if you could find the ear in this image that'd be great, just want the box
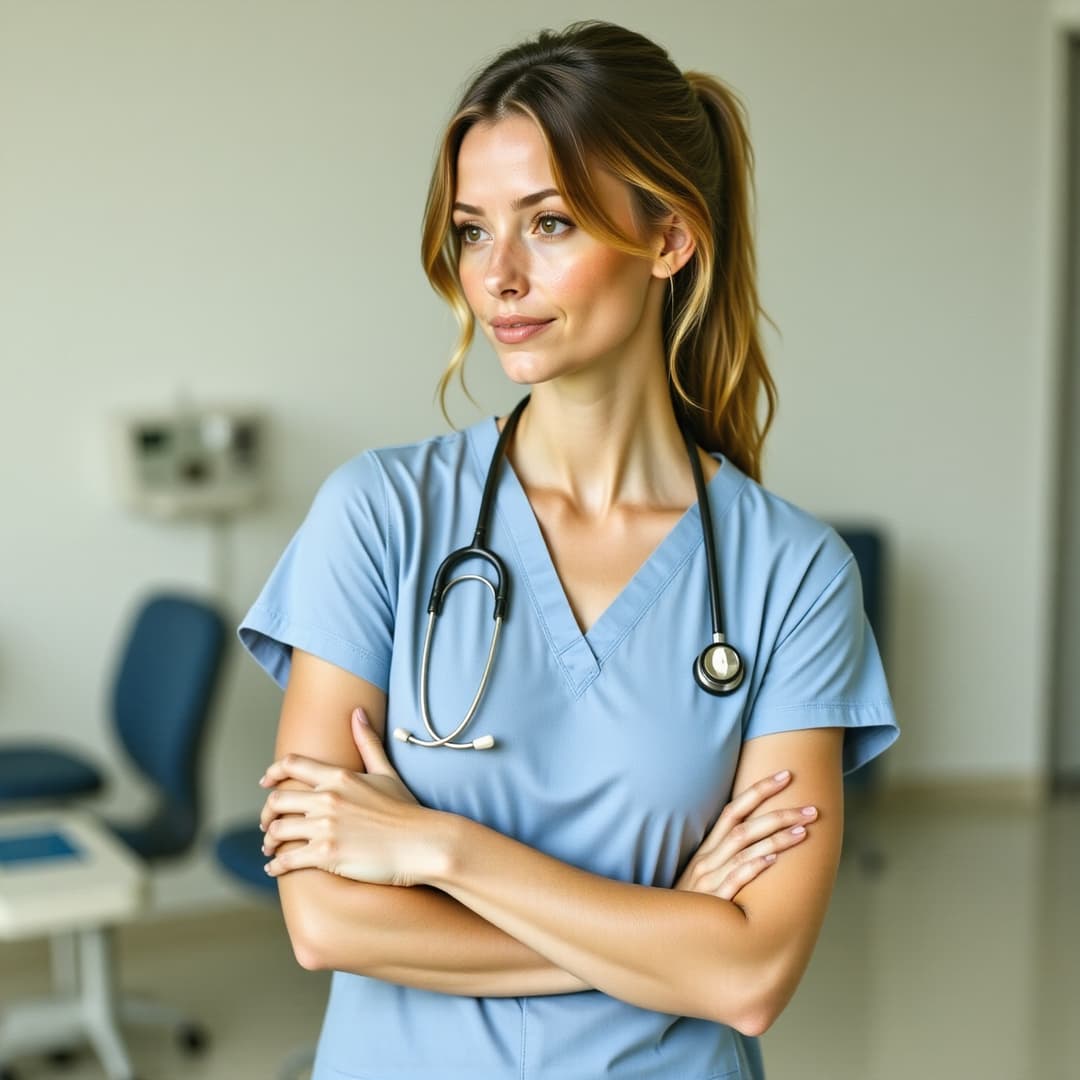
[650,213,696,280]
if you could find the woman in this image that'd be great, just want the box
[241,20,897,1079]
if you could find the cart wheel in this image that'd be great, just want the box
[177,1023,209,1055]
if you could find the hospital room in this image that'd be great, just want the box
[1,1,1078,1077]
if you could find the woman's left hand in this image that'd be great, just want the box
[258,708,430,887]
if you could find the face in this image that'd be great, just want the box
[452,114,664,387]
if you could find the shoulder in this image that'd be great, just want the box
[315,423,481,514]
[718,457,855,588]
[367,423,480,496]
[711,458,867,654]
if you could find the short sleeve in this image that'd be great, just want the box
[238,452,395,691]
[744,553,898,775]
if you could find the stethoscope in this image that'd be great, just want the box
[392,395,744,751]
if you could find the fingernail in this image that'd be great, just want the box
[353,708,368,726]
[765,853,777,863]
[773,770,790,782]
[802,806,817,817]
[790,825,806,836]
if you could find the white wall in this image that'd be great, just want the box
[0,0,1059,909]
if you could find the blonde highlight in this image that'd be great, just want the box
[420,21,777,482]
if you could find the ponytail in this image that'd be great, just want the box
[670,73,777,482]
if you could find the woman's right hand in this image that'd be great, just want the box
[674,770,817,902]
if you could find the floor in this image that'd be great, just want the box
[0,797,1076,1080]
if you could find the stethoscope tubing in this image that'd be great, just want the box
[393,394,744,751]
[416,575,503,749]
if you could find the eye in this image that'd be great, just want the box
[536,213,572,237]
[456,223,489,245]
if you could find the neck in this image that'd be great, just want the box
[504,366,699,519]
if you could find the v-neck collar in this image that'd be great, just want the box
[465,415,747,697]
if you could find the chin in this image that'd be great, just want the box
[498,347,602,389]
[497,352,556,386]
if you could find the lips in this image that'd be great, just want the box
[490,316,554,344]
[490,316,552,328]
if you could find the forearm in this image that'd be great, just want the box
[426,814,772,1030]
[262,671,841,1032]
[278,852,589,996]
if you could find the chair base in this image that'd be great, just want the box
[0,927,136,1080]
[0,929,207,1080]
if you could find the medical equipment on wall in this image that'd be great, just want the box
[112,404,266,520]
[392,395,744,752]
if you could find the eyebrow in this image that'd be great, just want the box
[452,188,562,215]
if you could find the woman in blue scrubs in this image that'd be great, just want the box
[242,19,897,1079]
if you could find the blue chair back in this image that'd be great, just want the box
[831,527,889,790]
[111,594,226,856]
[833,528,887,661]
[216,824,279,898]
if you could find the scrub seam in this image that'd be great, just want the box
[707,461,750,523]
[519,996,528,1080]
[770,699,894,712]
[366,449,396,610]
[772,555,855,656]
[592,535,702,671]
[248,604,391,667]
[473,441,585,695]
[498,507,578,688]
[590,467,748,674]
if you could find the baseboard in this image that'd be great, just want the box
[875,775,1049,811]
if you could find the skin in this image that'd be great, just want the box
[257,114,844,1035]
[260,662,817,1002]
[454,115,721,632]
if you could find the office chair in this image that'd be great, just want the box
[215,824,316,1080]
[0,591,228,1073]
[830,526,890,875]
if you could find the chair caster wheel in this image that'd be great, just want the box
[46,1048,80,1068]
[177,1023,209,1054]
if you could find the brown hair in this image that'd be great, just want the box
[420,20,777,482]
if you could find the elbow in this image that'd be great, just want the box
[285,915,330,971]
[709,959,794,1037]
[278,882,334,971]
[731,1003,779,1039]
[290,929,329,972]
[278,873,383,975]
[724,989,785,1038]
[711,986,776,1038]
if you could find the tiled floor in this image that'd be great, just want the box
[1,797,1077,1079]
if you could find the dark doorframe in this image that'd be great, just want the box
[1050,35,1080,792]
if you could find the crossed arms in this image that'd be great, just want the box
[260,649,844,1037]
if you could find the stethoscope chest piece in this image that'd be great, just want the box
[694,638,744,695]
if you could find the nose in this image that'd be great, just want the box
[484,235,529,299]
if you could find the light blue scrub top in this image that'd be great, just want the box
[239,416,898,1080]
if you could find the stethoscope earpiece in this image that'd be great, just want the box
[394,727,496,750]
[693,640,744,696]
